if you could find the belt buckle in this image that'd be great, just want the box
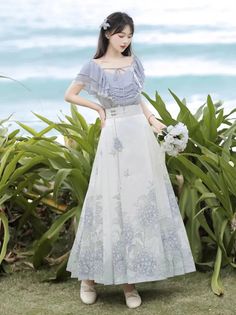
[110,108,117,116]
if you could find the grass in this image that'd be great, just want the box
[0,266,236,315]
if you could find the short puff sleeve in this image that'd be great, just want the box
[133,55,145,90]
[72,60,110,99]
[72,61,91,91]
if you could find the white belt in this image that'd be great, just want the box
[105,104,142,118]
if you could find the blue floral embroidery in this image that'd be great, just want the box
[113,193,122,212]
[66,193,104,280]
[114,136,123,151]
[95,194,103,226]
[129,249,158,276]
[109,136,123,155]
[67,176,196,283]
[123,224,134,245]
[161,230,180,251]
[112,238,127,275]
[124,168,130,177]
[93,241,104,276]
[78,248,93,274]
[83,196,93,227]
[134,180,160,226]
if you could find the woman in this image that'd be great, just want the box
[64,11,196,309]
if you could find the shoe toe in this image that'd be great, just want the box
[126,297,141,308]
[80,291,97,304]
[80,281,97,304]
[124,289,142,308]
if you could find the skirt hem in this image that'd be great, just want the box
[66,265,197,286]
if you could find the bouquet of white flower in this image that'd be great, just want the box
[158,122,189,156]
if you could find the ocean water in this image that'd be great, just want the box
[0,0,235,135]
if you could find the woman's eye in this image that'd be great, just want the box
[119,35,132,39]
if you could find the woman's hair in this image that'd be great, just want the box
[93,11,134,59]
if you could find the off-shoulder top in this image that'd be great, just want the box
[72,54,145,109]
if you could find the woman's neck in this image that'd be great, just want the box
[102,46,126,60]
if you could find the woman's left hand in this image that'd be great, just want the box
[150,117,167,134]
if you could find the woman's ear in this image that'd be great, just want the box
[105,32,110,39]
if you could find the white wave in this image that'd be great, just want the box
[2,27,236,50]
[4,99,101,128]
[1,0,236,29]
[1,36,96,49]
[1,0,236,55]
[136,29,236,44]
[144,58,236,76]
[1,57,236,80]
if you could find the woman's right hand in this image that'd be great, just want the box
[98,107,106,128]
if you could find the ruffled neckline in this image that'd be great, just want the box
[90,55,136,72]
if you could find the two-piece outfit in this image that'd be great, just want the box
[66,54,196,285]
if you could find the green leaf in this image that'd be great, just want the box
[202,95,217,142]
[16,121,38,136]
[10,156,46,182]
[71,104,88,131]
[211,219,228,295]
[53,168,72,200]
[141,91,176,125]
[33,206,79,268]
[0,211,10,264]
[0,152,24,186]
[168,89,205,144]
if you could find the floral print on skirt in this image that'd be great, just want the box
[66,103,196,285]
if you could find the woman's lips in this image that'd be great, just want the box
[120,45,126,48]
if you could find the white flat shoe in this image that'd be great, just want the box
[80,280,97,304]
[124,288,142,308]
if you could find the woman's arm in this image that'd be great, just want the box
[64,82,106,128]
[140,100,166,133]
[64,82,102,112]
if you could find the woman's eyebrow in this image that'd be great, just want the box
[120,31,133,35]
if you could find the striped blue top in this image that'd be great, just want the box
[72,54,145,108]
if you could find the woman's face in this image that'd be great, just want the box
[106,25,133,52]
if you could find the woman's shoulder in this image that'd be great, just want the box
[133,54,144,70]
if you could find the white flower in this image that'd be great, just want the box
[99,18,110,30]
[159,122,189,156]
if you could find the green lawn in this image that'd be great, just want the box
[1,266,236,315]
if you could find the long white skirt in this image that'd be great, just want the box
[66,103,196,285]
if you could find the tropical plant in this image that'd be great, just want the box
[0,91,235,295]
[142,89,236,295]
[0,105,101,280]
